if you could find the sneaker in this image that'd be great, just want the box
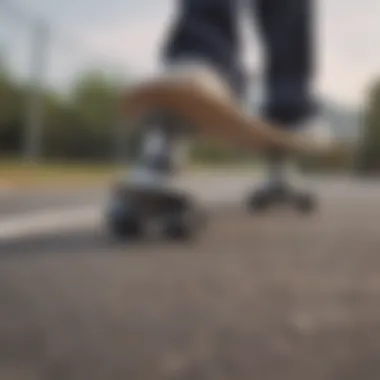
[156,60,236,103]
[128,60,237,117]
[126,60,235,190]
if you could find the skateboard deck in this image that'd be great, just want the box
[123,77,332,155]
[106,76,325,240]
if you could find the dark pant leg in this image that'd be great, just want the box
[162,0,316,126]
[162,0,245,97]
[250,0,317,126]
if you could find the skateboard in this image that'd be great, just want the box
[105,77,327,240]
[106,178,206,240]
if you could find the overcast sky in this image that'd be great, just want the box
[2,0,380,107]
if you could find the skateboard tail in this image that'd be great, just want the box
[123,80,326,155]
[124,82,302,150]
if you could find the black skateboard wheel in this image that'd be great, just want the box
[247,188,273,212]
[292,192,317,214]
[106,197,144,239]
[105,182,205,241]
[161,200,204,240]
[247,184,290,212]
[247,184,318,214]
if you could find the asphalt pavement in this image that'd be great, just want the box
[1,173,380,380]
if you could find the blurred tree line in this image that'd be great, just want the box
[356,80,380,175]
[0,50,379,172]
[300,78,380,175]
[0,52,251,164]
[0,54,124,160]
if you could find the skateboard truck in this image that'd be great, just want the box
[247,149,317,214]
[105,75,325,240]
[133,111,190,173]
[105,110,205,241]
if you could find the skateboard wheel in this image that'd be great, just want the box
[247,189,273,212]
[293,192,317,214]
[162,202,204,240]
[106,199,144,239]
[162,212,190,239]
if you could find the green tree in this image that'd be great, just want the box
[44,68,125,160]
[357,79,380,175]
[0,52,25,154]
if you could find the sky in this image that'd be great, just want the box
[1,0,379,107]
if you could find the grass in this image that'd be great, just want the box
[0,158,264,189]
[0,159,123,189]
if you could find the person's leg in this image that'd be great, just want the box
[250,0,316,127]
[162,0,245,97]
[131,0,246,185]
[109,1,248,238]
[247,0,327,190]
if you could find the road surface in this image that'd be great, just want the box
[1,173,380,380]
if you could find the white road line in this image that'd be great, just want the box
[0,197,236,242]
[1,177,380,242]
[0,206,100,241]
[0,198,231,242]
